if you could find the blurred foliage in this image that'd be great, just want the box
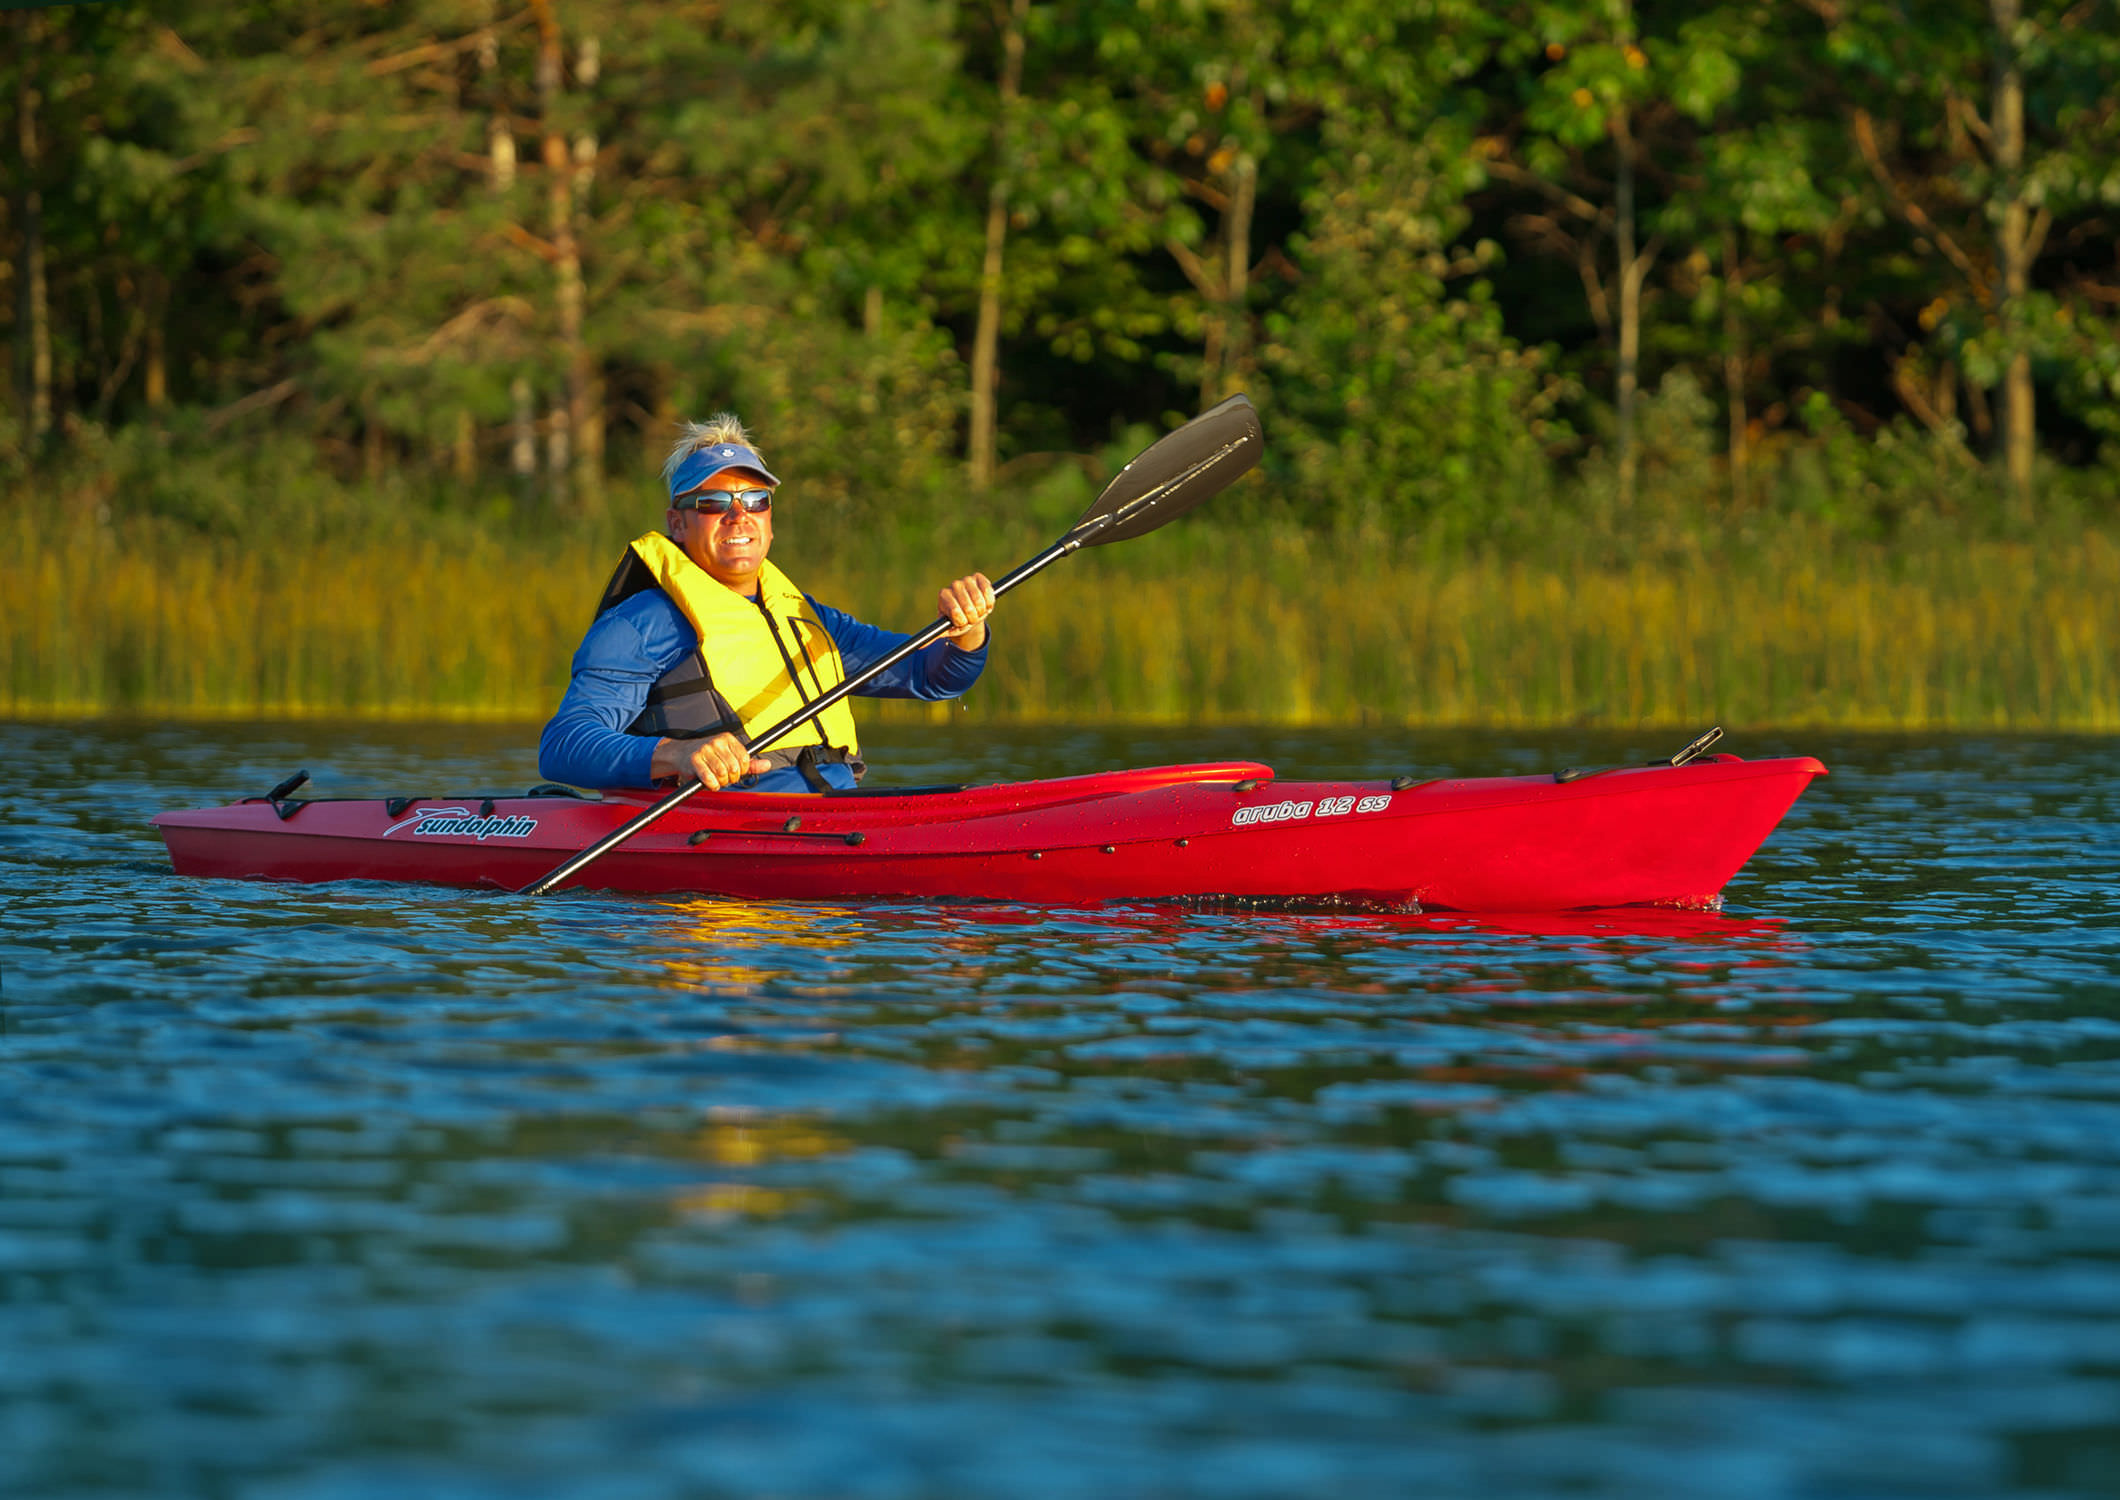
[1261,114,1571,540]
[2,0,2117,726]
[3,0,2114,527]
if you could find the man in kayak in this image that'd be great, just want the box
[539,414,995,793]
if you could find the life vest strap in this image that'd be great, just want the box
[642,675,715,707]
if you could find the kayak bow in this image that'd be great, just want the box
[153,752,1826,911]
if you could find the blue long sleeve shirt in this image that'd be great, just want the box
[538,587,986,791]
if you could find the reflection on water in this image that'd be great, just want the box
[3,720,2118,1498]
[653,897,862,994]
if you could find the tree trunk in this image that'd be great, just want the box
[528,0,591,513]
[481,0,513,189]
[511,376,537,487]
[1614,111,1640,510]
[363,396,385,485]
[93,291,147,423]
[545,392,570,503]
[968,0,1028,490]
[572,34,602,508]
[144,270,168,412]
[1197,315,1224,413]
[477,0,516,499]
[1218,149,1256,408]
[1990,0,2035,519]
[454,409,477,486]
[968,190,1009,490]
[1935,360,1963,488]
[1722,227,1748,507]
[12,15,53,446]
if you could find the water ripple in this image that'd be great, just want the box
[3,723,2116,1498]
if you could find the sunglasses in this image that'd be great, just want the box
[677,487,774,516]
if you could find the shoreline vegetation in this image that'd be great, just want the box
[7,4,2116,734]
[8,445,2115,732]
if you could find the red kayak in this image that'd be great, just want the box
[153,750,1826,911]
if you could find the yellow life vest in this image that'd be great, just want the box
[595,532,861,759]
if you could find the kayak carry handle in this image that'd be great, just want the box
[1664,726,1724,767]
[1557,726,1728,783]
[265,769,310,821]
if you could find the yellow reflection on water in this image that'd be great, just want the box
[645,896,861,992]
[672,1182,800,1220]
[641,900,866,1220]
[697,1117,847,1167]
[672,1115,850,1222]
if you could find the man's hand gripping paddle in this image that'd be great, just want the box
[519,393,1264,896]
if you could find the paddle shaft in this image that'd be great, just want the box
[518,534,1082,895]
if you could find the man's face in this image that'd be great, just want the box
[668,468,775,594]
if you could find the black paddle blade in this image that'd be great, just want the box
[1067,393,1262,548]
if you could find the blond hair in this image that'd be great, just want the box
[662,412,763,483]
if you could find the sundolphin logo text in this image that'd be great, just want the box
[382,806,539,841]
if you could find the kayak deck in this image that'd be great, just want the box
[154,754,1827,912]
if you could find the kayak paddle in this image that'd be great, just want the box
[519,392,1264,896]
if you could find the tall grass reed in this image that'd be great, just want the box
[6,506,2114,730]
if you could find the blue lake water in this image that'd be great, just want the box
[3,720,2118,1498]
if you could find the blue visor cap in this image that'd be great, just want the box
[668,443,781,502]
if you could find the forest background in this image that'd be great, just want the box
[4,0,2117,729]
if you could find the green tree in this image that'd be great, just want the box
[2,5,244,451]
[1261,0,1575,529]
[1820,0,2120,515]
[1642,6,1845,504]
[965,0,1028,489]
[1264,117,1573,534]
[1480,0,1767,507]
[1077,0,1310,413]
[186,0,978,518]
[957,0,1184,461]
